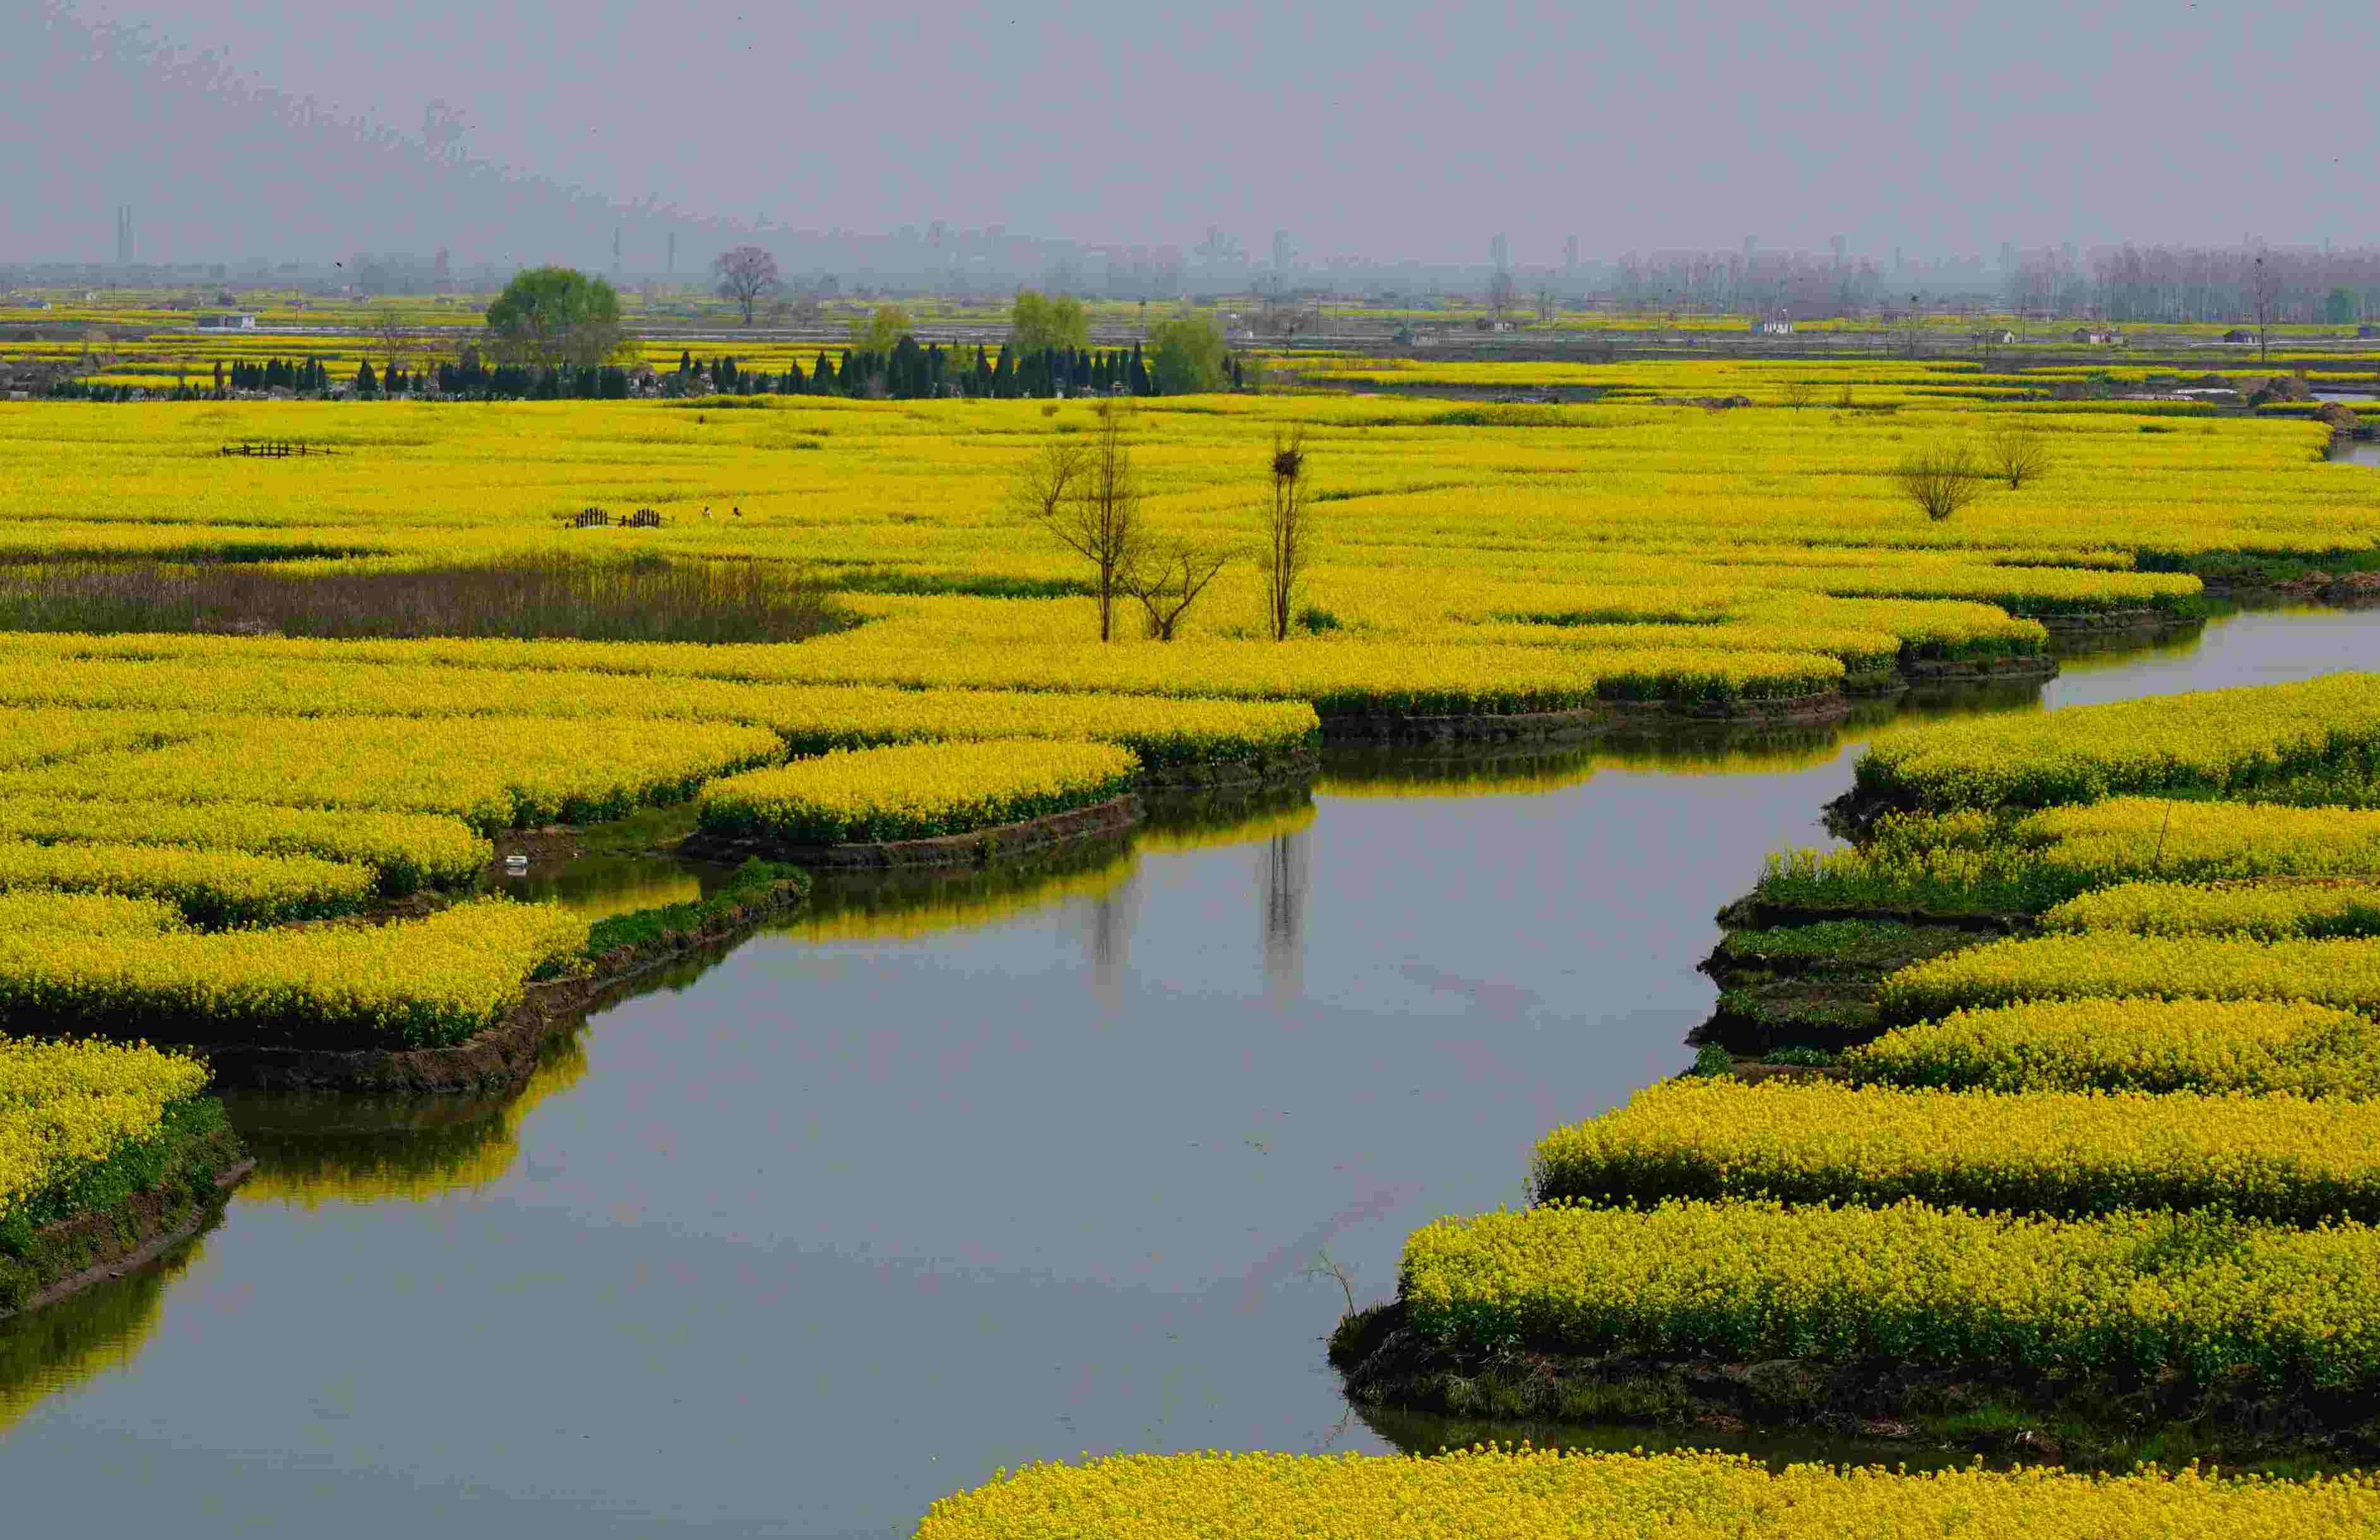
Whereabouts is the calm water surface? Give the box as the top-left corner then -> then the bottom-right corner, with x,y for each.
4,602 -> 2380,1537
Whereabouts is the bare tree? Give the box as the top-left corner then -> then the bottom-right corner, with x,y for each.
1258,429 -> 1314,641
1008,437 -> 1087,548
1984,422 -> 2052,489
1122,542 -> 1232,639
1300,1248 -> 1357,1317
1780,379 -> 1818,410
1893,442 -> 1986,522
368,306 -> 448,387
1486,268 -> 1516,319
2251,252 -> 2278,365
370,307 -> 412,375
713,246 -> 780,326
1011,403 -> 1147,641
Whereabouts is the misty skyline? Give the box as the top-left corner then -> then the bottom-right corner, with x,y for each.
10,0 -> 2379,271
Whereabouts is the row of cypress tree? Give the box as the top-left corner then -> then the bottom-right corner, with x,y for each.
223,358 -> 335,391
65,338 -> 1250,404
677,340 -> 1245,400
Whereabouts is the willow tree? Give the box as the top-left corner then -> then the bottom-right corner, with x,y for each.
484,267 -> 626,371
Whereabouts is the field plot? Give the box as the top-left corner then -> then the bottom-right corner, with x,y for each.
0,379 -> 2347,1070
917,1446 -> 2380,1539
1340,670 -> 2380,1464
1,369 -> 2378,1494
0,1037 -> 244,1313
0,384 -> 2365,1084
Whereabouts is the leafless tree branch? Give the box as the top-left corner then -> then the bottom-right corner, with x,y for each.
1300,1248 -> 1357,1317
1985,422 -> 2052,489
1123,541 -> 1232,641
1893,442 -> 1987,522
1011,404 -> 1148,640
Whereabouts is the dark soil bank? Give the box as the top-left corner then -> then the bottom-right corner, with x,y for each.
1,1124 -> 250,1319
1319,692 -> 1855,745
1135,748 -> 1322,790
1331,1300 -> 2380,1470
166,875 -> 812,1096
1687,903 -> 2009,1057
681,795 -> 1145,870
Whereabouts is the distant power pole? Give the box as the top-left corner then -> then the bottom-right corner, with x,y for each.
612,226 -> 622,280
667,232 -> 677,278
115,206 -> 133,266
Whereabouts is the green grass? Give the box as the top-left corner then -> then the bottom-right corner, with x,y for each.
0,1097 -> 242,1310
562,802 -> 705,858
1688,1043 -> 1735,1077
1753,851 -> 2080,917
1723,920 -> 1920,961
826,569 -> 1094,600
1718,920 -> 1978,971
579,859 -> 808,959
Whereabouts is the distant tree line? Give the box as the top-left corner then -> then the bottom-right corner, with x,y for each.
2032,245 -> 2380,326
51,271 -> 1252,404
1612,249 -> 1886,318
51,345 -> 1252,405
1605,242 -> 2380,328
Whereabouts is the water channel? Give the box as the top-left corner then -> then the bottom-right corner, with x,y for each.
5,600 -> 2380,1536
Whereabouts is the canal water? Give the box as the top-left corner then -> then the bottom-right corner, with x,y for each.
4,601 -> 2380,1537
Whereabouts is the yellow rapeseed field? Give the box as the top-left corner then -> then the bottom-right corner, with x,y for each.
0,1036 -> 210,1221
1845,997 -> 2380,1096
16,360 -> 2380,1500
917,1445 -> 2380,1539
2044,878 -> 2380,940
1401,1199 -> 2380,1385
1532,1075 -> 2380,1221
0,897 -> 588,1048
1879,931 -> 2380,1021
698,741 -> 1139,844
1855,675 -> 2380,809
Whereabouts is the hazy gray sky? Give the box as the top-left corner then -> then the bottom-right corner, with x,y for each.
13,0 -> 2379,264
